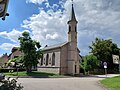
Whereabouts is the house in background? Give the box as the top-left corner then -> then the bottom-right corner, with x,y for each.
8,47 -> 24,60
0,53 -> 8,67
0,47 -> 23,68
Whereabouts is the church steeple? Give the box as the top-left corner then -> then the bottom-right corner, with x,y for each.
71,4 -> 77,21
67,1 -> 78,42
68,2 -> 78,24
67,1 -> 80,75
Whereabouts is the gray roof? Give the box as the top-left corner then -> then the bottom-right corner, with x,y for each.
42,42 -> 68,51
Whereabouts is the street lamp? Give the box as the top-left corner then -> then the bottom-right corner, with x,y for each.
0,0 -> 9,20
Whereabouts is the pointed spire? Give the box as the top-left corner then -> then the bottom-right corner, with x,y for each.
71,3 -> 76,21
68,0 -> 77,24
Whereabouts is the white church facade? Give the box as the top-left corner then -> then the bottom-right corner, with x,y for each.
38,3 -> 81,75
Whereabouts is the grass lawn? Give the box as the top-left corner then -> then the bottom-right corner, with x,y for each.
3,71 -> 63,77
100,76 -> 120,90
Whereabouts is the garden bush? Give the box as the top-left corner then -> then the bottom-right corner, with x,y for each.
0,77 -> 23,90
0,68 -> 15,73
0,68 -> 26,73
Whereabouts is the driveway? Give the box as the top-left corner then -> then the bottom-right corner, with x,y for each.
17,74 -> 119,90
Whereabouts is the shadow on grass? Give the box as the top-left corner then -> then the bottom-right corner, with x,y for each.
3,71 -> 63,78
26,71 -> 59,77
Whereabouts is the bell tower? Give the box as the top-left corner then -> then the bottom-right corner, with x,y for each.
68,2 -> 78,43
67,1 -> 79,75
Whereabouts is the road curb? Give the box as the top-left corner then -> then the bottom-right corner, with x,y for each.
5,75 -> 74,79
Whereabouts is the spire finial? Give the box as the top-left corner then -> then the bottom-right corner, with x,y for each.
71,0 -> 73,5
67,0 -> 77,24
71,0 -> 76,21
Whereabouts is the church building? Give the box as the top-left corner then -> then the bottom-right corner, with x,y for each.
38,3 -> 81,75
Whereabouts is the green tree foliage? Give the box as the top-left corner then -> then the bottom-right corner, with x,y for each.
18,31 -> 42,73
80,54 -> 98,74
7,56 -> 23,68
80,56 -> 89,75
87,54 -> 99,70
7,57 -> 23,64
89,38 -> 120,69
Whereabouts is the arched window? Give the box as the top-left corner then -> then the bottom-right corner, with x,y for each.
69,26 -> 71,32
49,58 -> 51,65
41,55 -> 43,65
52,53 -> 55,66
75,26 -> 77,32
46,54 -> 49,66
75,65 -> 77,73
44,58 -> 45,65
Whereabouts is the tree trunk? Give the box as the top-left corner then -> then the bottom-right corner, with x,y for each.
84,68 -> 86,75
26,65 -> 32,73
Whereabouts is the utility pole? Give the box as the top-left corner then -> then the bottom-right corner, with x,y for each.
0,0 -> 9,20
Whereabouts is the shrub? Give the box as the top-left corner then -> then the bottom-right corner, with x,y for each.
0,68 -> 26,73
0,68 -> 16,73
0,77 -> 23,90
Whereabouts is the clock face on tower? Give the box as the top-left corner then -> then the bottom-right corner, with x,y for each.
0,4 -> 5,13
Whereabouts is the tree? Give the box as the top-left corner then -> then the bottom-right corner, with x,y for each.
18,31 -> 42,73
89,38 -> 120,69
80,54 -> 99,75
80,56 -> 89,75
7,56 -> 23,67
86,54 -> 99,70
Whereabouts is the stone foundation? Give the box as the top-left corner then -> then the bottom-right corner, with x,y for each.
37,67 -> 60,74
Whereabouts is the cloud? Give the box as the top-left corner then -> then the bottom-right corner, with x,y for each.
26,0 -> 48,4
0,55 -> 2,57
46,32 -> 59,40
0,29 -> 30,43
0,43 -> 18,51
66,0 -> 120,51
22,8 -> 67,46
22,0 -> 120,55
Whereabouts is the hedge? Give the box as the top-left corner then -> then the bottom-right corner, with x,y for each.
0,68 -> 26,73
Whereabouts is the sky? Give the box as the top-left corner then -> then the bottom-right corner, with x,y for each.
0,0 -> 120,56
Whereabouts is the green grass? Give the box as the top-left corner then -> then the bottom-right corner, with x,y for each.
100,76 -> 120,90
3,71 -> 63,77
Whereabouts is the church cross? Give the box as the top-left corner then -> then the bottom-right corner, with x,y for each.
71,0 -> 73,6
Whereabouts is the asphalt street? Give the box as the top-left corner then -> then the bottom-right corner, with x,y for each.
17,74 -> 119,90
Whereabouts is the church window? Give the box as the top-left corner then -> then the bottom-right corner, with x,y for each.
69,26 -> 71,32
52,53 -> 55,66
75,26 -> 77,32
44,58 -> 45,65
46,54 -> 49,66
75,36 -> 77,39
41,55 -> 43,65
49,58 -> 51,65
75,65 -> 77,73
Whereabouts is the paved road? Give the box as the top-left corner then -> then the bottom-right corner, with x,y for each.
17,74 -> 119,90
